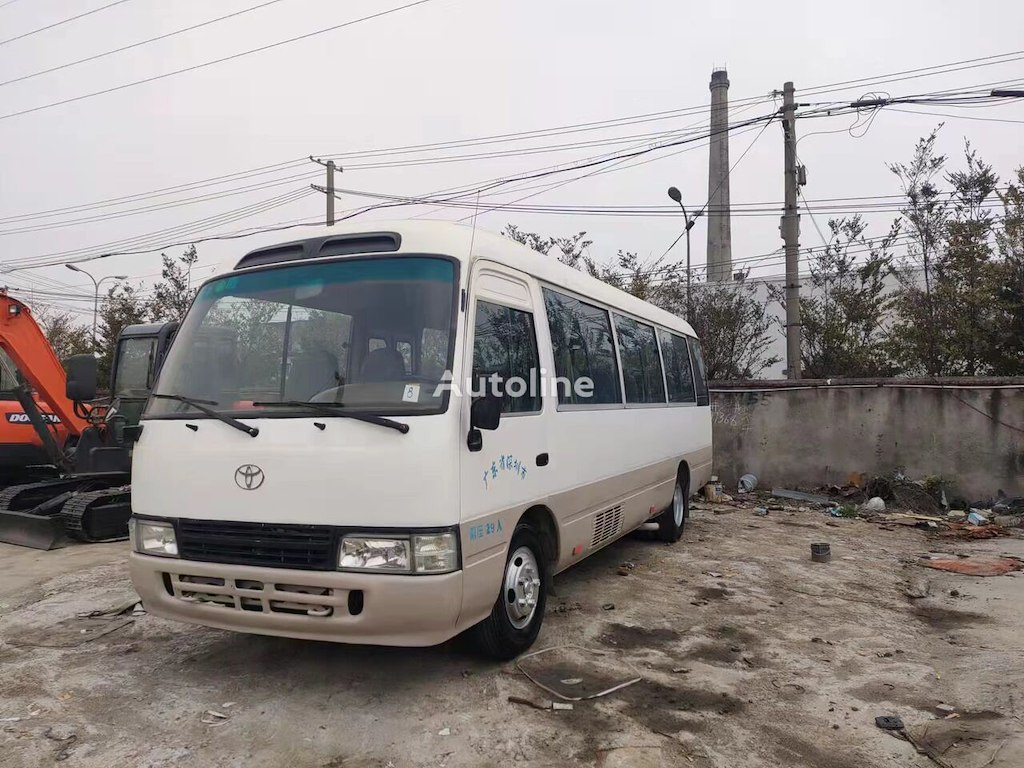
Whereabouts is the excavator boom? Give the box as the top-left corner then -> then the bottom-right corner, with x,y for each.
0,293 -> 89,437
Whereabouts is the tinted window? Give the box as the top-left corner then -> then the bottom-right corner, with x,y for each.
472,301 -> 540,413
614,315 -> 665,404
688,338 -> 709,406
658,330 -> 696,403
113,337 -> 157,396
543,288 -> 621,405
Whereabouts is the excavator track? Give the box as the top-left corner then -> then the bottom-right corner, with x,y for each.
61,486 -> 132,542
0,478 -> 84,511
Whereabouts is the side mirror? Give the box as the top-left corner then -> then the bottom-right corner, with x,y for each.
470,391 -> 502,431
66,354 -> 98,402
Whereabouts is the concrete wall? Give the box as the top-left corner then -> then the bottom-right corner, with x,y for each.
710,379 -> 1024,501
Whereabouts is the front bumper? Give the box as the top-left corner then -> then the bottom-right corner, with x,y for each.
129,553 -> 464,647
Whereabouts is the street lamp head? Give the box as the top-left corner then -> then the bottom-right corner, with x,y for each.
667,186 -> 683,203
113,275 -> 128,280
65,263 -> 83,273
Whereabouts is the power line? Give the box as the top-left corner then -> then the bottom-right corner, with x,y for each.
8,188 -> 314,270
659,116 -> 775,261
0,0 -> 133,47
0,170 -> 320,236
0,0 -> 439,121
0,0 -> 289,89
0,159 -> 309,225
886,106 -> 1024,125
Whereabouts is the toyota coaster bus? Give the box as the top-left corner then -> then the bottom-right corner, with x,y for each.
123,221 -> 712,659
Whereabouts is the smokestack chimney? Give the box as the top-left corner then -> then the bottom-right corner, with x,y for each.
707,67 -> 733,282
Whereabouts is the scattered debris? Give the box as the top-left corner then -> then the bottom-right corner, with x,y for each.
943,522 -> 1011,540
861,496 -> 887,514
550,601 -> 582,614
738,473 -> 758,493
771,680 -> 806,693
919,555 -> 1023,577
753,507 -> 769,516
904,713 -> 1024,768
936,703 -> 956,713
772,488 -> 831,505
601,603 -> 616,611
875,715 -> 905,731
437,727 -> 451,736
904,578 -> 931,599
6,614 -> 134,648
950,589 -> 961,597
200,710 -> 230,726
551,702 -> 574,711
560,678 -> 583,686
671,667 -> 691,674
705,571 -> 724,578
516,646 -> 642,701
967,511 -> 989,526
617,562 -> 636,576
946,510 -> 967,521
43,726 -> 77,762
508,696 -> 549,711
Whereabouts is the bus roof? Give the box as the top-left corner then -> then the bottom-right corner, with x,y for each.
234,220 -> 697,339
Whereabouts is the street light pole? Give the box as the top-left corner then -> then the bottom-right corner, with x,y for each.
65,264 -> 127,351
667,187 -> 697,324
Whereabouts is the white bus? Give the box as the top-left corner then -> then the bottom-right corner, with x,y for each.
125,221 -> 712,659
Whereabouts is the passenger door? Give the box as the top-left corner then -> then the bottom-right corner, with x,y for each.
459,264 -> 550,589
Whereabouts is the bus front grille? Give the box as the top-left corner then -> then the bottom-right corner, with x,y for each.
176,519 -> 335,571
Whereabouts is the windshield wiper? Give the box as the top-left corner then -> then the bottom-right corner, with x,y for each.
152,394 -> 259,438
251,400 -> 410,435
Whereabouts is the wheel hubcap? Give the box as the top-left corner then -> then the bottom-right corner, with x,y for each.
673,483 -> 685,526
503,546 -> 541,629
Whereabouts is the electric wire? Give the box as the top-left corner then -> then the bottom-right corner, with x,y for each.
0,0 -> 133,47
0,0 -> 439,121
0,0 -> 289,89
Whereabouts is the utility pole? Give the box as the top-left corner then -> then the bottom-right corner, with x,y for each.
780,81 -> 802,380
310,157 -> 340,226
326,160 -> 336,226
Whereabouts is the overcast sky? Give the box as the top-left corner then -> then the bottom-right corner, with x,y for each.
1,0 -> 1022,319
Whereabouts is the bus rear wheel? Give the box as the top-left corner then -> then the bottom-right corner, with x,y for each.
472,523 -> 547,660
656,475 -> 688,543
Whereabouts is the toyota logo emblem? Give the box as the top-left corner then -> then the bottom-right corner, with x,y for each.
235,464 -> 265,490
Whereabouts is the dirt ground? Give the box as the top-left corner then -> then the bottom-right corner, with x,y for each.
2,503 -> 1023,768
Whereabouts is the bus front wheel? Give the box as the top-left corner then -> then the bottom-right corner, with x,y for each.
472,523 -> 547,660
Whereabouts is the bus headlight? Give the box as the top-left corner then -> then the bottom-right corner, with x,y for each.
338,531 -> 459,574
131,518 -> 178,557
339,537 -> 411,572
412,532 -> 458,573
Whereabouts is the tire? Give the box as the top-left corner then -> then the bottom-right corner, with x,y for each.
472,523 -> 548,660
656,473 -> 689,543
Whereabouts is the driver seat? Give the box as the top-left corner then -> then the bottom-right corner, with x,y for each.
286,349 -> 340,401
360,347 -> 406,382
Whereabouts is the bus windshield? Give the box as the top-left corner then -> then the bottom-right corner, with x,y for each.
147,256 -> 457,418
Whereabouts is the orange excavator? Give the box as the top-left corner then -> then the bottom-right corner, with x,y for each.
0,292 -> 176,549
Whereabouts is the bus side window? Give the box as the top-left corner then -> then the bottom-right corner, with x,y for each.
543,288 -> 621,406
472,300 -> 540,413
659,329 -> 696,403
687,338 -> 709,406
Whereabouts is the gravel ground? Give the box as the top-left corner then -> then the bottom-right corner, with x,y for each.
2,503 -> 1022,768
